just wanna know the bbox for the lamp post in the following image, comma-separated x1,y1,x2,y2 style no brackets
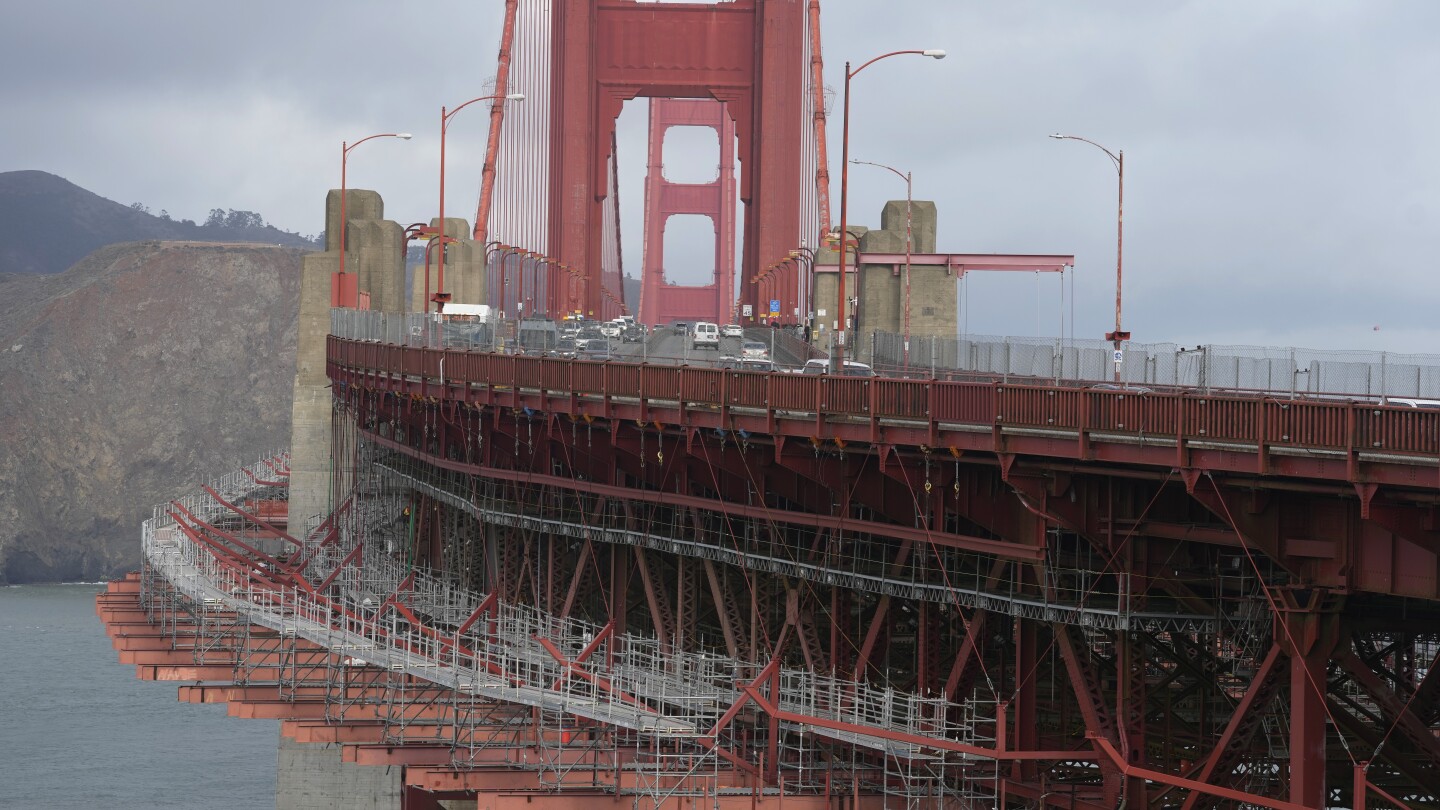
1050,133,1127,381
437,93,524,311
789,246,815,334
517,251,540,321
498,246,522,319
836,48,944,370
850,159,912,368
339,132,412,307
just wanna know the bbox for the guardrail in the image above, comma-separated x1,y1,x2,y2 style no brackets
329,336,1440,469
869,330,1440,402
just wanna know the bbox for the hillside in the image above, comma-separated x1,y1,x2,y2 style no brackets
0,170,315,275
0,241,303,582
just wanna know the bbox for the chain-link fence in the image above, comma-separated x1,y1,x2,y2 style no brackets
332,309,826,368
332,311,1439,400
869,331,1440,400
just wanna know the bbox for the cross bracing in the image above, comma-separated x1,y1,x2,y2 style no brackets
373,450,1224,635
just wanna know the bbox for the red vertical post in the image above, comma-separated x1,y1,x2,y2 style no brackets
1283,590,1340,809
638,99,737,328
1012,617,1038,782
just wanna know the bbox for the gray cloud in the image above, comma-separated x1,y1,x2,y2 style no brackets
2,0,1434,352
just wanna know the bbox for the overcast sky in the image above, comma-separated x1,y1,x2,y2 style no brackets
3,1,1436,353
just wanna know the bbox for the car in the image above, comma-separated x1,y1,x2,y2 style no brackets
721,324,743,339
800,359,875,377
740,340,769,360
739,358,776,373
551,338,577,358
692,322,720,349
600,322,623,338
1385,398,1440,409
578,342,612,361
1089,383,1153,395
672,321,690,335
621,326,645,343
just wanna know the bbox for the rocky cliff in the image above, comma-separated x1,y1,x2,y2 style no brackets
0,241,302,582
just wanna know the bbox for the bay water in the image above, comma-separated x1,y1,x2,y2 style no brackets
0,583,277,808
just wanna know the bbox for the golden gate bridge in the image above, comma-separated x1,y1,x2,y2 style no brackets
98,2,1440,809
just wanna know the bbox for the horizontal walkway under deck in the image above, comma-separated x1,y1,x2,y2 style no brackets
140,455,1015,766
376,454,1222,634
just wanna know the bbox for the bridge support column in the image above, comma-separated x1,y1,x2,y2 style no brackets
276,731,401,809
1281,588,1342,809
289,249,339,535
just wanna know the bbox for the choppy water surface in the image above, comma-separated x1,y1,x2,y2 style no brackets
0,583,277,809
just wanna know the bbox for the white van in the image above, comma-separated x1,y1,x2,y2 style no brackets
692,322,719,349
1385,398,1440,409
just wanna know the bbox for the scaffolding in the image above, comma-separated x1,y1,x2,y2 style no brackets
140,451,1008,803
374,449,1223,635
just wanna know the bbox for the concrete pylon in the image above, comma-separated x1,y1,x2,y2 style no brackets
352,219,405,312
428,218,485,307
293,190,404,535
880,199,937,253
853,200,954,362
324,189,383,258
288,250,339,536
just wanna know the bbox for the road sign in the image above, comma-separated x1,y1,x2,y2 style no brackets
742,304,753,316
769,299,780,315
1113,349,1124,363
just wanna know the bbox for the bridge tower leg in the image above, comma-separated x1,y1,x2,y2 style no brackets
548,0,805,320
638,98,737,328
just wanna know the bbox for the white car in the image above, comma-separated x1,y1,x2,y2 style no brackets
692,321,720,349
800,359,874,377
741,340,769,360
721,324,743,339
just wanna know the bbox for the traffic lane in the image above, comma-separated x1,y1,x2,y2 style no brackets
605,331,734,365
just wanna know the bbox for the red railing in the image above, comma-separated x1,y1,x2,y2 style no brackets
329,337,1440,469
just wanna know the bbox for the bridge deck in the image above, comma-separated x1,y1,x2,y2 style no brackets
330,337,1440,491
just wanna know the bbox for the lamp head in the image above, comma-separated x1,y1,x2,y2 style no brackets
923,49,947,59
1049,133,1065,140
397,133,413,140
505,93,526,101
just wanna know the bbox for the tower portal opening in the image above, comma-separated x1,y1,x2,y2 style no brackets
662,214,717,287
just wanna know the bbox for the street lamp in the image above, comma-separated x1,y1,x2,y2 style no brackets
498,245,524,319
1050,133,1127,381
339,132,411,307
850,159,913,368
836,48,944,369
790,245,815,336
437,92,524,311
517,251,541,320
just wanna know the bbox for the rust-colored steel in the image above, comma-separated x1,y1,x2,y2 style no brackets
473,0,520,245
548,0,805,319
638,98,737,328
807,0,830,239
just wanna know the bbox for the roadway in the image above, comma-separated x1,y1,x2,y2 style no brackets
608,326,813,369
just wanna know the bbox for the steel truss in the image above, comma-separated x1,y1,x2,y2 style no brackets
117,366,1440,810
